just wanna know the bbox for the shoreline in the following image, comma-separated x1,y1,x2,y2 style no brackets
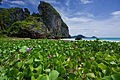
61,38,120,42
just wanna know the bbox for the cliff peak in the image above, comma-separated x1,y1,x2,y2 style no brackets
38,1,69,38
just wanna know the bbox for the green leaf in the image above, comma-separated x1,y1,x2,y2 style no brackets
98,63,107,70
90,57,95,60
85,61,91,69
110,61,116,65
26,58,33,64
17,61,23,68
41,75,49,80
35,65,42,73
111,67,120,74
49,70,59,80
35,58,41,62
86,77,90,80
102,76,112,80
44,69,51,73
3,50,7,53
87,73,95,78
105,56,114,61
31,76,36,80
37,75,43,80
17,72,23,80
0,76,8,80
10,50,16,53
56,52,59,57
69,73,76,79
111,74,120,80
29,65,34,71
19,46,28,53
0,49,2,53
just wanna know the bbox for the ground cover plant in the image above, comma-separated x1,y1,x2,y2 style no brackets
0,39,120,80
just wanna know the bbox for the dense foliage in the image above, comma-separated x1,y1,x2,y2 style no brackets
0,8,30,28
7,16,49,38
0,8,30,37
0,39,120,80
8,16,44,34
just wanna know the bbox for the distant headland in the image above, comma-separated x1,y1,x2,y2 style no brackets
71,34,97,38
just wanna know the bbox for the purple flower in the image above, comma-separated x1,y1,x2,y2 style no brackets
27,47,32,52
75,46,77,48
47,55,52,58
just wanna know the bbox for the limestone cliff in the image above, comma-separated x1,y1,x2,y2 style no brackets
0,1,70,38
8,16,49,39
38,1,69,38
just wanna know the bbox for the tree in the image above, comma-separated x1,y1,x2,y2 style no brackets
24,8,30,14
32,12,40,17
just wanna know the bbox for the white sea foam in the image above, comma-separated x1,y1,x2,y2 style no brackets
61,38,120,42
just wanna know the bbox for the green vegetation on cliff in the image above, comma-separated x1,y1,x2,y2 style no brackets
0,1,69,38
0,7,31,37
0,8,30,28
39,1,61,18
8,16,48,38
0,8,12,26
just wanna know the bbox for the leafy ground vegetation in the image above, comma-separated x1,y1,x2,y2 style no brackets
0,39,120,80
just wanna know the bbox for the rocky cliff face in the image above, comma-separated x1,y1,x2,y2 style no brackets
0,1,70,38
0,8,30,28
8,16,49,39
38,1,69,38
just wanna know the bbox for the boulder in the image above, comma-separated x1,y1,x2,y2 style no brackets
75,36,82,40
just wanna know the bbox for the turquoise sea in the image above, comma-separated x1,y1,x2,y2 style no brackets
83,38,120,41
61,38,120,42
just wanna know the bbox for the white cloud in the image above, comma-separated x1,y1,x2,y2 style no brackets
56,7,120,37
44,1,120,37
80,0,93,4
3,0,7,1
43,0,60,4
64,16,93,23
9,4,17,7
27,0,39,5
10,1,25,5
111,11,120,18
72,19,119,37
1,0,7,4
67,17,120,37
65,0,70,7
2,0,7,2
75,12,94,18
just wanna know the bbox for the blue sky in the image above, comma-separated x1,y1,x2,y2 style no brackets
0,0,120,37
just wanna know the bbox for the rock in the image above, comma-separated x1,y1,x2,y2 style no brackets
0,21,7,30
75,36,82,40
96,38,100,40
24,8,30,15
72,34,86,38
91,36,97,38
8,16,49,39
32,12,40,17
38,1,69,38
0,1,70,39
0,8,30,28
